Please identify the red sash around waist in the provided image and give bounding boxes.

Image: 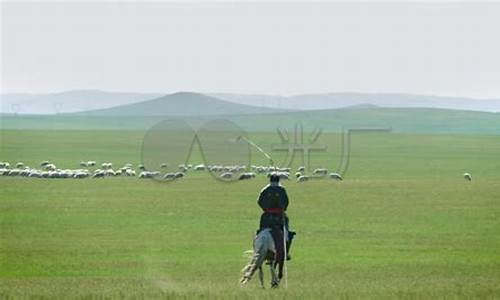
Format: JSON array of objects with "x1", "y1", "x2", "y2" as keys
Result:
[{"x1": 264, "y1": 208, "x2": 284, "y2": 214}]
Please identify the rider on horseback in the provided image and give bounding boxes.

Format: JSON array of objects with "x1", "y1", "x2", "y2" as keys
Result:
[{"x1": 257, "y1": 173, "x2": 295, "y2": 261}]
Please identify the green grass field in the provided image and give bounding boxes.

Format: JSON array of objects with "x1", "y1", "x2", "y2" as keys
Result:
[{"x1": 1, "y1": 129, "x2": 500, "y2": 298}]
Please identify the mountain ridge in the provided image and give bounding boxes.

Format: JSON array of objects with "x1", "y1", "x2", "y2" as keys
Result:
[{"x1": 70, "y1": 92, "x2": 289, "y2": 117}]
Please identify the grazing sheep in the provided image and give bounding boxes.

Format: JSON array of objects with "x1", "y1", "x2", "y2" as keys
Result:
[
  {"x1": 297, "y1": 175, "x2": 310, "y2": 182},
  {"x1": 105, "y1": 169, "x2": 116, "y2": 176},
  {"x1": 20, "y1": 169, "x2": 31, "y2": 176},
  {"x1": 29, "y1": 171, "x2": 42, "y2": 178},
  {"x1": 174, "y1": 172, "x2": 185, "y2": 179},
  {"x1": 278, "y1": 172, "x2": 290, "y2": 180},
  {"x1": 239, "y1": 172, "x2": 256, "y2": 180},
  {"x1": 194, "y1": 164, "x2": 206, "y2": 171},
  {"x1": 93, "y1": 170, "x2": 105, "y2": 178},
  {"x1": 220, "y1": 172, "x2": 233, "y2": 179},
  {"x1": 163, "y1": 173, "x2": 176, "y2": 180},
  {"x1": 87, "y1": 161, "x2": 96, "y2": 167},
  {"x1": 125, "y1": 169, "x2": 136, "y2": 176},
  {"x1": 40, "y1": 161, "x2": 50, "y2": 167},
  {"x1": 7, "y1": 169, "x2": 21, "y2": 176},
  {"x1": 160, "y1": 163, "x2": 168, "y2": 168},
  {"x1": 138, "y1": 164, "x2": 145, "y2": 171},
  {"x1": 101, "y1": 162, "x2": 113, "y2": 169},
  {"x1": 297, "y1": 166, "x2": 305, "y2": 172},
  {"x1": 213, "y1": 166, "x2": 224, "y2": 172},
  {"x1": 44, "y1": 163, "x2": 56, "y2": 171},
  {"x1": 74, "y1": 172, "x2": 89, "y2": 179},
  {"x1": 329, "y1": 173, "x2": 343, "y2": 181},
  {"x1": 16, "y1": 162, "x2": 24, "y2": 168},
  {"x1": 178, "y1": 165, "x2": 188, "y2": 172},
  {"x1": 80, "y1": 161, "x2": 88, "y2": 167},
  {"x1": 139, "y1": 171, "x2": 159, "y2": 178},
  {"x1": 313, "y1": 168, "x2": 328, "y2": 176},
  {"x1": 463, "y1": 173, "x2": 472, "y2": 181},
  {"x1": 48, "y1": 171, "x2": 62, "y2": 179},
  {"x1": 255, "y1": 166, "x2": 266, "y2": 174},
  {"x1": 295, "y1": 172, "x2": 302, "y2": 178},
  {"x1": 268, "y1": 171, "x2": 289, "y2": 180},
  {"x1": 0, "y1": 169, "x2": 8, "y2": 176}
]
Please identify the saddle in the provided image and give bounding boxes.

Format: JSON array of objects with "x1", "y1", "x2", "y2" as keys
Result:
[{"x1": 257, "y1": 227, "x2": 296, "y2": 262}]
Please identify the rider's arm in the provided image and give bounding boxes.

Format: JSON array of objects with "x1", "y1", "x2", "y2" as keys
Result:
[
  {"x1": 257, "y1": 189, "x2": 265, "y2": 209},
  {"x1": 283, "y1": 188, "x2": 289, "y2": 211}
]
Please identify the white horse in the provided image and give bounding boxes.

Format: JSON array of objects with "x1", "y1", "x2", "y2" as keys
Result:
[{"x1": 240, "y1": 228, "x2": 282, "y2": 288}]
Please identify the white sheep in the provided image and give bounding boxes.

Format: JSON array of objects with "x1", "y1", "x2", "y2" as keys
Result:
[
  {"x1": 463, "y1": 173, "x2": 472, "y2": 181},
  {"x1": 313, "y1": 168, "x2": 328, "y2": 176},
  {"x1": 297, "y1": 175, "x2": 310, "y2": 182},
  {"x1": 268, "y1": 171, "x2": 289, "y2": 180},
  {"x1": 329, "y1": 173, "x2": 343, "y2": 181},
  {"x1": 220, "y1": 172, "x2": 233, "y2": 179},
  {"x1": 239, "y1": 172, "x2": 256, "y2": 180},
  {"x1": 297, "y1": 166, "x2": 305, "y2": 172},
  {"x1": 139, "y1": 171, "x2": 159, "y2": 178},
  {"x1": 74, "y1": 172, "x2": 89, "y2": 179},
  {"x1": 93, "y1": 170, "x2": 105, "y2": 178},
  {"x1": 7, "y1": 169, "x2": 21, "y2": 176},
  {"x1": 163, "y1": 173, "x2": 176, "y2": 180},
  {"x1": 29, "y1": 171, "x2": 42, "y2": 178},
  {"x1": 194, "y1": 164, "x2": 206, "y2": 171},
  {"x1": 45, "y1": 164, "x2": 56, "y2": 171}
]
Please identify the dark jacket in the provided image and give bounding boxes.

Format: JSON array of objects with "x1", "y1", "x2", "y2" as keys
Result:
[
  {"x1": 258, "y1": 184, "x2": 289, "y2": 211},
  {"x1": 258, "y1": 183, "x2": 289, "y2": 230}
]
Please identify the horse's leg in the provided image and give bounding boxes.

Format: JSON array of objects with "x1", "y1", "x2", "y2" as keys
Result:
[
  {"x1": 270, "y1": 261, "x2": 279, "y2": 288},
  {"x1": 277, "y1": 260, "x2": 284, "y2": 280},
  {"x1": 258, "y1": 266, "x2": 264, "y2": 289}
]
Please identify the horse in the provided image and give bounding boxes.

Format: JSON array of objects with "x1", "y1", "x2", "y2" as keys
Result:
[{"x1": 240, "y1": 228, "x2": 285, "y2": 288}]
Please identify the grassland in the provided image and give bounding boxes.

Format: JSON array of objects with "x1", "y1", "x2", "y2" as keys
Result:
[
  {"x1": 1, "y1": 129, "x2": 500, "y2": 298},
  {"x1": 2, "y1": 106, "x2": 500, "y2": 135}
]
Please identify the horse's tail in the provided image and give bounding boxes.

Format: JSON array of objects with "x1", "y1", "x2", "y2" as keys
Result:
[{"x1": 240, "y1": 239, "x2": 267, "y2": 285}]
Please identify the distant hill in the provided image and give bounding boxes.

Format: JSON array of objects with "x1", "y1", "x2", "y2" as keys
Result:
[
  {"x1": 3, "y1": 105, "x2": 500, "y2": 135},
  {"x1": 0, "y1": 90, "x2": 163, "y2": 114},
  {"x1": 210, "y1": 92, "x2": 500, "y2": 112},
  {"x1": 4, "y1": 90, "x2": 500, "y2": 115},
  {"x1": 73, "y1": 92, "x2": 287, "y2": 117}
]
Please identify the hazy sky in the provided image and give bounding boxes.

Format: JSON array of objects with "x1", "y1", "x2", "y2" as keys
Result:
[{"x1": 2, "y1": 2, "x2": 500, "y2": 98}]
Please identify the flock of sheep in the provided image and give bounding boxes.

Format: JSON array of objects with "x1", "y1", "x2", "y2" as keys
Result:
[{"x1": 0, "y1": 160, "x2": 343, "y2": 182}]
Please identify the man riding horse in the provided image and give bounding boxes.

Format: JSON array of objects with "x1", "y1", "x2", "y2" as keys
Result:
[
  {"x1": 240, "y1": 172, "x2": 296, "y2": 287},
  {"x1": 257, "y1": 173, "x2": 294, "y2": 262}
]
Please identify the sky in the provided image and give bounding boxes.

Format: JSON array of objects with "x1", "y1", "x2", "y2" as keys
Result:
[{"x1": 1, "y1": 2, "x2": 500, "y2": 98}]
